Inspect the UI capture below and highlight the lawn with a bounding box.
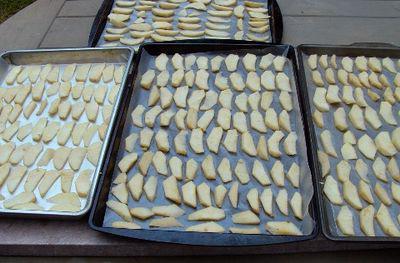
[0,0,36,23]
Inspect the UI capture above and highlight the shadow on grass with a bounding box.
[0,0,36,23]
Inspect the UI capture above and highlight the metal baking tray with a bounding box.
[88,0,283,47]
[89,41,318,246]
[0,47,134,218]
[296,42,400,241]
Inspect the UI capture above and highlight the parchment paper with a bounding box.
[103,46,315,236]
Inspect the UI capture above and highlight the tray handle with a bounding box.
[349,42,399,48]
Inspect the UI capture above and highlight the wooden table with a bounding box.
[1,0,400,256]
[0,217,399,256]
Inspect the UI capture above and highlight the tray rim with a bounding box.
[0,46,135,219]
[296,43,400,242]
[88,40,319,246]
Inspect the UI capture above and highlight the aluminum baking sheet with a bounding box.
[96,0,272,49]
[297,44,400,240]
[101,42,315,240]
[0,47,133,218]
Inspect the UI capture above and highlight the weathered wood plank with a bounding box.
[0,217,399,256]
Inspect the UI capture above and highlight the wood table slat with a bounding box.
[0,218,399,256]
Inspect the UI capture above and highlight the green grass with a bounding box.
[0,0,36,23]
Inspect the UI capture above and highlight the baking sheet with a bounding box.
[0,48,133,218]
[96,0,273,49]
[102,43,315,237]
[297,44,400,239]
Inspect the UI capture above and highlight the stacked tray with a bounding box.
[297,43,400,241]
[88,0,283,48]
[0,48,133,218]
[89,41,317,246]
